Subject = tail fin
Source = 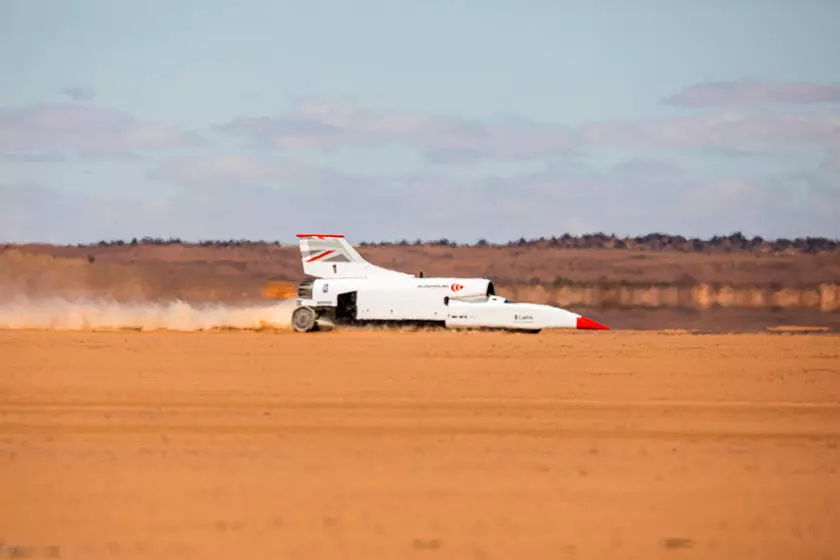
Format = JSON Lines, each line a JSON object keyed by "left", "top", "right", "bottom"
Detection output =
{"left": 296, "top": 234, "right": 411, "bottom": 279}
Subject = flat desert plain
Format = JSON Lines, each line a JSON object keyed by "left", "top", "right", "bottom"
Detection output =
{"left": 2, "top": 329, "right": 839, "bottom": 559}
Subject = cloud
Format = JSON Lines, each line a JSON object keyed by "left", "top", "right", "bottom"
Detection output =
{"left": 62, "top": 87, "right": 96, "bottom": 102}
{"left": 150, "top": 154, "right": 352, "bottom": 189}
{"left": 823, "top": 145, "right": 840, "bottom": 174}
{"left": 217, "top": 98, "right": 840, "bottom": 161}
{"left": 0, "top": 183, "right": 100, "bottom": 243}
{"left": 0, "top": 103, "right": 204, "bottom": 156}
{"left": 5, "top": 94, "right": 838, "bottom": 242}
{"left": 0, "top": 151, "right": 69, "bottom": 163}
{"left": 698, "top": 147, "right": 775, "bottom": 159}
{"left": 662, "top": 80, "right": 840, "bottom": 107}
{"left": 605, "top": 158, "right": 682, "bottom": 180}
{"left": 475, "top": 163, "right": 840, "bottom": 239}
{"left": 578, "top": 111, "right": 840, "bottom": 149}
{"left": 6, "top": 156, "right": 839, "bottom": 244}
{"left": 757, "top": 171, "right": 840, "bottom": 232}
{"left": 216, "top": 100, "right": 574, "bottom": 163}
{"left": 145, "top": 146, "right": 840, "bottom": 240}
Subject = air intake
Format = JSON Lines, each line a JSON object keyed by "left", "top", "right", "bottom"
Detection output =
{"left": 297, "top": 279, "right": 314, "bottom": 299}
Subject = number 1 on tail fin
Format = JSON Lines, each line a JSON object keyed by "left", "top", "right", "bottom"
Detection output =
{"left": 296, "top": 234, "right": 411, "bottom": 279}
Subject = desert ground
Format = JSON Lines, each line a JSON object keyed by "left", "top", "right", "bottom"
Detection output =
{"left": 2, "top": 328, "right": 839, "bottom": 559}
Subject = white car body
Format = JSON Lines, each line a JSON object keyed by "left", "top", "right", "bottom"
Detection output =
{"left": 290, "top": 233, "right": 609, "bottom": 333}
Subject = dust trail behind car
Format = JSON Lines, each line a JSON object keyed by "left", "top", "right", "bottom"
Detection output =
{"left": 0, "top": 296, "right": 296, "bottom": 331}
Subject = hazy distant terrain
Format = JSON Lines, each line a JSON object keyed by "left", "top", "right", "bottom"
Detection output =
{"left": 2, "top": 234, "right": 839, "bottom": 331}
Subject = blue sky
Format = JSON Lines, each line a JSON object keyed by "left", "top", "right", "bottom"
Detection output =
{"left": 1, "top": 0, "right": 839, "bottom": 243}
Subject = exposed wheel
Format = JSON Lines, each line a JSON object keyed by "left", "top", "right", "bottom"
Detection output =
{"left": 291, "top": 306, "right": 317, "bottom": 332}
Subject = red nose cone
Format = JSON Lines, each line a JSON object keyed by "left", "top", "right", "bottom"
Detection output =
{"left": 576, "top": 316, "right": 610, "bottom": 330}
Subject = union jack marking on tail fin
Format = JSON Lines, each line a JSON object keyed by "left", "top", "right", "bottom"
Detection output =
{"left": 296, "top": 233, "right": 414, "bottom": 279}
{"left": 305, "top": 249, "right": 336, "bottom": 263}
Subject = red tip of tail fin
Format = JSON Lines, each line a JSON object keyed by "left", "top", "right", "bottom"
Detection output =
{"left": 296, "top": 234, "right": 345, "bottom": 238}
{"left": 576, "top": 316, "right": 610, "bottom": 330}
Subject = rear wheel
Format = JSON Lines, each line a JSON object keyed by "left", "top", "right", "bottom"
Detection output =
{"left": 291, "top": 306, "right": 317, "bottom": 332}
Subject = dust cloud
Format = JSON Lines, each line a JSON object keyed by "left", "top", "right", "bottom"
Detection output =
{"left": 0, "top": 297, "right": 296, "bottom": 331}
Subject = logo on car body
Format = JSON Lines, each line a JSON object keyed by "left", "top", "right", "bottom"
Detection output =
{"left": 450, "top": 283, "right": 464, "bottom": 292}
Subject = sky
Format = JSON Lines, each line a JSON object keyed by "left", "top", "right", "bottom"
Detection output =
{"left": 1, "top": 0, "right": 839, "bottom": 244}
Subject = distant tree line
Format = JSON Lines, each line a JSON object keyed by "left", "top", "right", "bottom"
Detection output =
{"left": 33, "top": 231, "right": 838, "bottom": 254}
{"left": 86, "top": 237, "right": 284, "bottom": 248}
{"left": 359, "top": 232, "right": 838, "bottom": 254}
